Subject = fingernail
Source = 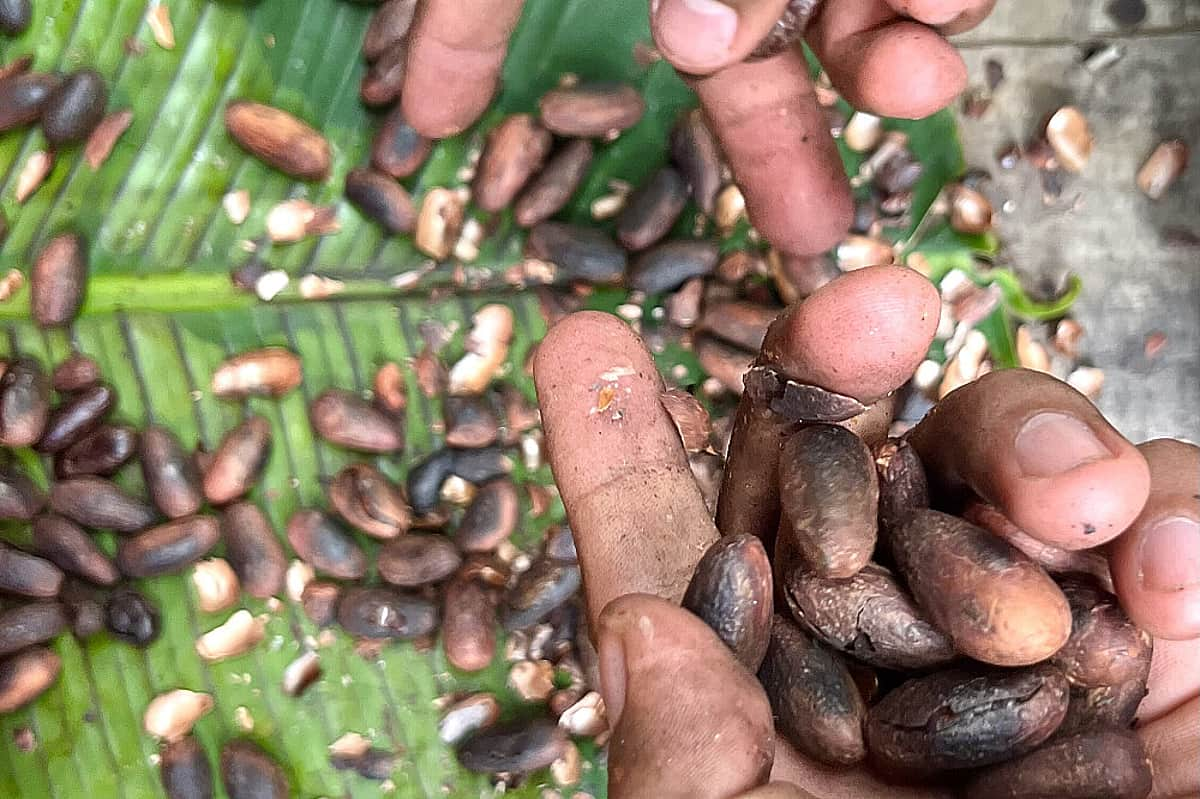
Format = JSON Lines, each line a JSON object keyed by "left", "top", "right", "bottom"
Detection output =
{"left": 1139, "top": 516, "right": 1200, "bottom": 592}
{"left": 652, "top": 0, "right": 738, "bottom": 70}
{"left": 1014, "top": 411, "right": 1113, "bottom": 478}
{"left": 597, "top": 623, "right": 628, "bottom": 728}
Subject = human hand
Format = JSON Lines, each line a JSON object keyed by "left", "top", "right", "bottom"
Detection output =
{"left": 532, "top": 265, "right": 1200, "bottom": 798}
{"left": 400, "top": 0, "right": 995, "bottom": 255}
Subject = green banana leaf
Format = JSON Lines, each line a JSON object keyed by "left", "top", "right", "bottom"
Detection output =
{"left": 1, "top": 0, "right": 1036, "bottom": 796}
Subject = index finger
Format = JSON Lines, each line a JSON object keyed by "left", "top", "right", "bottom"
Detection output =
{"left": 401, "top": 0, "right": 525, "bottom": 138}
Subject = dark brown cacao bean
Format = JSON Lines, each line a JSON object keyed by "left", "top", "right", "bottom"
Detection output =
{"left": 0, "top": 73, "right": 62, "bottom": 132}
{"left": 474, "top": 114, "right": 553, "bottom": 212}
{"left": 457, "top": 719, "right": 568, "bottom": 774}
{"left": 371, "top": 106, "right": 431, "bottom": 179}
{"left": 31, "top": 232, "right": 88, "bottom": 328}
{"left": 544, "top": 525, "right": 577, "bottom": 563}
{"left": 442, "top": 578, "right": 496, "bottom": 672}
{"left": 757, "top": 614, "right": 866, "bottom": 767}
{"left": 778, "top": 424, "right": 878, "bottom": 578}
{"left": 0, "top": 0, "right": 31, "bottom": 37}
{"left": 104, "top": 587, "right": 160, "bottom": 646}
{"left": 0, "top": 542, "right": 64, "bottom": 597}
{"left": 1057, "top": 677, "right": 1150, "bottom": 736}
{"left": 328, "top": 463, "right": 410, "bottom": 539}
{"left": 31, "top": 513, "right": 119, "bottom": 585}
{"left": 286, "top": 510, "right": 366, "bottom": 580}
{"left": 202, "top": 415, "right": 272, "bottom": 505}
{"left": 964, "top": 729, "right": 1152, "bottom": 799}
{"left": 455, "top": 478, "right": 519, "bottom": 552}
{"left": 49, "top": 476, "right": 156, "bottom": 532}
{"left": 336, "top": 586, "right": 438, "bottom": 639}
{"left": 539, "top": 82, "right": 645, "bottom": 138}
{"left": 513, "top": 139, "right": 594, "bottom": 227}
{"left": 220, "top": 740, "right": 289, "bottom": 799}
{"left": 443, "top": 396, "right": 499, "bottom": 449}
{"left": 891, "top": 510, "right": 1071, "bottom": 666}
{"left": 699, "top": 301, "right": 779, "bottom": 352}
{"left": 0, "top": 357, "right": 50, "bottom": 447}
{"left": 0, "top": 601, "right": 67, "bottom": 657}
{"left": 55, "top": 424, "right": 137, "bottom": 477}
{"left": 0, "top": 646, "right": 61, "bottom": 713}
{"left": 116, "top": 515, "right": 221, "bottom": 578}
{"left": 783, "top": 562, "right": 955, "bottom": 670}
{"left": 873, "top": 437, "right": 929, "bottom": 533}
{"left": 359, "top": 40, "right": 406, "bottom": 106}
{"left": 670, "top": 109, "right": 722, "bottom": 214}
{"left": 362, "top": 0, "right": 418, "bottom": 60}
{"left": 37, "top": 382, "right": 113, "bottom": 453}
{"left": 0, "top": 461, "right": 45, "bottom": 520}
{"left": 140, "top": 425, "right": 204, "bottom": 518}
{"left": 41, "top": 69, "right": 107, "bottom": 145}
{"left": 310, "top": 388, "right": 404, "bottom": 452}
{"left": 865, "top": 664, "right": 1069, "bottom": 774}
{"left": 616, "top": 166, "right": 688, "bottom": 251}
{"left": 1052, "top": 577, "right": 1153, "bottom": 689}
{"left": 450, "top": 446, "right": 511, "bottom": 484}
{"left": 501, "top": 557, "right": 581, "bottom": 630}
{"left": 407, "top": 448, "right": 455, "bottom": 515}
{"left": 378, "top": 533, "right": 462, "bottom": 587}
{"left": 629, "top": 239, "right": 720, "bottom": 294}
{"left": 224, "top": 101, "right": 331, "bottom": 181}
{"left": 682, "top": 533, "right": 773, "bottom": 671}
{"left": 526, "top": 222, "right": 627, "bottom": 283}
{"left": 161, "top": 735, "right": 214, "bottom": 799}
{"left": 345, "top": 167, "right": 417, "bottom": 234}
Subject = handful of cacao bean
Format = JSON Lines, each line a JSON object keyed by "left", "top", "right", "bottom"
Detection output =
{"left": 684, "top": 427, "right": 1154, "bottom": 797}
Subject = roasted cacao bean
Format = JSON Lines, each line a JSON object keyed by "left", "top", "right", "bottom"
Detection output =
{"left": 300, "top": 581, "right": 340, "bottom": 627}
{"left": 49, "top": 475, "right": 156, "bottom": 532}
{"left": 344, "top": 168, "right": 417, "bottom": 234}
{"left": 224, "top": 100, "right": 331, "bottom": 181}
{"left": 694, "top": 336, "right": 752, "bottom": 395}
{"left": 331, "top": 748, "right": 397, "bottom": 780}
{"left": 1051, "top": 577, "right": 1152, "bottom": 690}
{"left": 442, "top": 578, "right": 497, "bottom": 672}
{"left": 455, "top": 478, "right": 519, "bottom": 552}
{"left": 513, "top": 139, "right": 594, "bottom": 227}
{"left": 526, "top": 222, "right": 627, "bottom": 283}
{"left": 140, "top": 425, "right": 204, "bottom": 518}
{"left": 371, "top": 106, "right": 431, "bottom": 178}
{"left": 31, "top": 232, "right": 88, "bottom": 328}
{"left": 474, "top": 114, "right": 553, "bottom": 212}
{"left": 0, "top": 646, "right": 61, "bottom": 713}
{"left": 221, "top": 740, "right": 289, "bottom": 799}
{"left": 501, "top": 557, "right": 581, "bottom": 630}
{"left": 1057, "top": 676, "right": 1149, "bottom": 736}
{"left": 407, "top": 448, "right": 455, "bottom": 515}
{"left": 0, "top": 543, "right": 64, "bottom": 597}
{"left": 0, "top": 72, "right": 61, "bottom": 132}
{"left": 116, "top": 515, "right": 221, "bottom": 578}
{"left": 783, "top": 562, "right": 955, "bottom": 670}
{"left": 378, "top": 533, "right": 461, "bottom": 587}
{"left": 0, "top": 0, "right": 31, "bottom": 35}
{"left": 37, "top": 383, "right": 113, "bottom": 453}
{"left": 0, "top": 357, "right": 50, "bottom": 447}
{"left": 50, "top": 353, "right": 101, "bottom": 393}
{"left": 616, "top": 166, "right": 688, "bottom": 251}
{"left": 286, "top": 509, "right": 366, "bottom": 580}
{"left": 0, "top": 461, "right": 44, "bottom": 520}
{"left": 104, "top": 587, "right": 160, "bottom": 646}
{"left": 778, "top": 424, "right": 878, "bottom": 578}
{"left": 865, "top": 664, "right": 1069, "bottom": 774}
{"left": 670, "top": 109, "right": 722, "bottom": 214}
{"left": 682, "top": 534, "right": 773, "bottom": 671}
{"left": 450, "top": 446, "right": 511, "bottom": 484}
{"left": 457, "top": 719, "right": 569, "bottom": 774}
{"left": 891, "top": 510, "right": 1072, "bottom": 666}
{"left": 874, "top": 152, "right": 923, "bottom": 194}
{"left": 539, "top": 82, "right": 644, "bottom": 138}
{"left": 336, "top": 586, "right": 438, "bottom": 639}
{"left": 443, "top": 396, "right": 499, "bottom": 449}
{"left": 0, "top": 601, "right": 67, "bottom": 657}
{"left": 31, "top": 513, "right": 119, "bottom": 585}
{"left": 311, "top": 388, "right": 404, "bottom": 452}
{"left": 161, "top": 736, "right": 215, "bottom": 799}
{"left": 359, "top": 40, "right": 406, "bottom": 106}
{"left": 629, "top": 240, "right": 720, "bottom": 294}
{"left": 362, "top": 0, "right": 417, "bottom": 60}
{"left": 964, "top": 729, "right": 1152, "bottom": 799}
{"left": 699, "top": 301, "right": 779, "bottom": 352}
{"left": 210, "top": 347, "right": 302, "bottom": 398}
{"left": 56, "top": 424, "right": 137, "bottom": 477}
{"left": 873, "top": 437, "right": 928, "bottom": 533}
{"left": 757, "top": 614, "right": 866, "bottom": 767}
{"left": 202, "top": 415, "right": 272, "bottom": 505}
{"left": 544, "top": 525, "right": 577, "bottom": 563}
{"left": 328, "top": 463, "right": 410, "bottom": 539}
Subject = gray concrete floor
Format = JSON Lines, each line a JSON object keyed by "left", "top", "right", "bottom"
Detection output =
{"left": 950, "top": 0, "right": 1199, "bottom": 443}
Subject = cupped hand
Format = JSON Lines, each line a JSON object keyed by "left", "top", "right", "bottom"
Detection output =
{"left": 401, "top": 0, "right": 993, "bottom": 255}
{"left": 532, "top": 266, "right": 1200, "bottom": 799}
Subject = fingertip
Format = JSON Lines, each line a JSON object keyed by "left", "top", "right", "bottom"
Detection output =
{"left": 400, "top": 63, "right": 496, "bottom": 139}
{"left": 651, "top": 0, "right": 793, "bottom": 76}
{"left": 843, "top": 22, "right": 966, "bottom": 119}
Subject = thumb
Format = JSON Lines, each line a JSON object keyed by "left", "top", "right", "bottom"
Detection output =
{"left": 651, "top": 0, "right": 793, "bottom": 75}
{"left": 598, "top": 594, "right": 776, "bottom": 799}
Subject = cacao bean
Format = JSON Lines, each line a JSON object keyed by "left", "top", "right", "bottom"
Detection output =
{"left": 31, "top": 513, "right": 119, "bottom": 585}
{"left": 757, "top": 614, "right": 866, "bottom": 767}
{"left": 1057, "top": 677, "right": 1149, "bottom": 736}
{"left": 37, "top": 382, "right": 113, "bottom": 453}
{"left": 616, "top": 166, "right": 688, "bottom": 251}
{"left": 0, "top": 357, "right": 50, "bottom": 447}
{"left": 41, "top": 69, "right": 107, "bottom": 145}
{"left": 1052, "top": 577, "right": 1152, "bottom": 689}
{"left": 474, "top": 114, "right": 553, "bottom": 212}
{"left": 443, "top": 396, "right": 499, "bottom": 449}
{"left": 161, "top": 736, "right": 214, "bottom": 799}
{"left": 359, "top": 40, "right": 406, "bottom": 106}
{"left": 964, "top": 729, "right": 1152, "bottom": 799}
{"left": 891, "top": 510, "right": 1072, "bottom": 666}
{"left": 513, "top": 139, "right": 594, "bottom": 227}
{"left": 224, "top": 100, "right": 331, "bottom": 180}
{"left": 0, "top": 461, "right": 45, "bottom": 520}
{"left": 362, "top": 0, "right": 417, "bottom": 60}
{"left": 104, "top": 586, "right": 160, "bottom": 646}
{"left": 311, "top": 388, "right": 404, "bottom": 452}
{"left": 407, "top": 448, "right": 455, "bottom": 515}
{"left": 501, "top": 557, "right": 581, "bottom": 630}
{"left": 0, "top": 72, "right": 61, "bottom": 132}
{"left": 202, "top": 415, "right": 272, "bottom": 505}
{"left": 328, "top": 463, "right": 410, "bottom": 539}
{"left": 286, "top": 509, "right": 366, "bottom": 580}
{"left": 210, "top": 347, "right": 302, "bottom": 398}
{"left": 140, "top": 425, "right": 204, "bottom": 518}
{"left": 682, "top": 533, "right": 773, "bottom": 671}
{"left": 0, "top": 601, "right": 67, "bottom": 657}
{"left": 526, "top": 222, "right": 626, "bottom": 284}
{"left": 450, "top": 446, "right": 511, "bottom": 484}
{"left": 344, "top": 168, "right": 417, "bottom": 234}
{"left": 455, "top": 478, "right": 519, "bottom": 552}
{"left": 699, "top": 301, "right": 779, "bottom": 352}
{"left": 0, "top": 646, "right": 61, "bottom": 713}
{"left": 31, "top": 232, "right": 88, "bottom": 328}
{"left": 873, "top": 437, "right": 928, "bottom": 533}
{"left": 116, "top": 515, "right": 221, "bottom": 578}
{"left": 56, "top": 424, "right": 137, "bottom": 477}
{"left": 0, "top": 543, "right": 64, "bottom": 597}
{"left": 49, "top": 476, "right": 157, "bottom": 532}
{"left": 336, "top": 586, "right": 438, "bottom": 639}
{"left": 457, "top": 719, "right": 568, "bottom": 774}
{"left": 670, "top": 109, "right": 722, "bottom": 214}
{"left": 0, "top": 0, "right": 31, "bottom": 36}
{"left": 371, "top": 106, "right": 431, "bottom": 178}
{"left": 442, "top": 578, "right": 496, "bottom": 672}
{"left": 865, "top": 664, "right": 1069, "bottom": 774}
{"left": 300, "top": 581, "right": 340, "bottom": 627}
{"left": 378, "top": 533, "right": 461, "bottom": 587}
{"left": 220, "top": 740, "right": 289, "bottom": 799}
{"left": 629, "top": 240, "right": 720, "bottom": 294}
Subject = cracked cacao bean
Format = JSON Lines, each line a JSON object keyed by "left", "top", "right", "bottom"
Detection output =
{"left": 328, "top": 463, "right": 410, "bottom": 539}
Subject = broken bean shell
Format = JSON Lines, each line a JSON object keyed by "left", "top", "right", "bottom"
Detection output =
{"left": 143, "top": 689, "right": 214, "bottom": 741}
{"left": 195, "top": 609, "right": 266, "bottom": 662}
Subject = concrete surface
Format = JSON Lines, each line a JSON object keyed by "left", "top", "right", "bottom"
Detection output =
{"left": 950, "top": 0, "right": 1199, "bottom": 443}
